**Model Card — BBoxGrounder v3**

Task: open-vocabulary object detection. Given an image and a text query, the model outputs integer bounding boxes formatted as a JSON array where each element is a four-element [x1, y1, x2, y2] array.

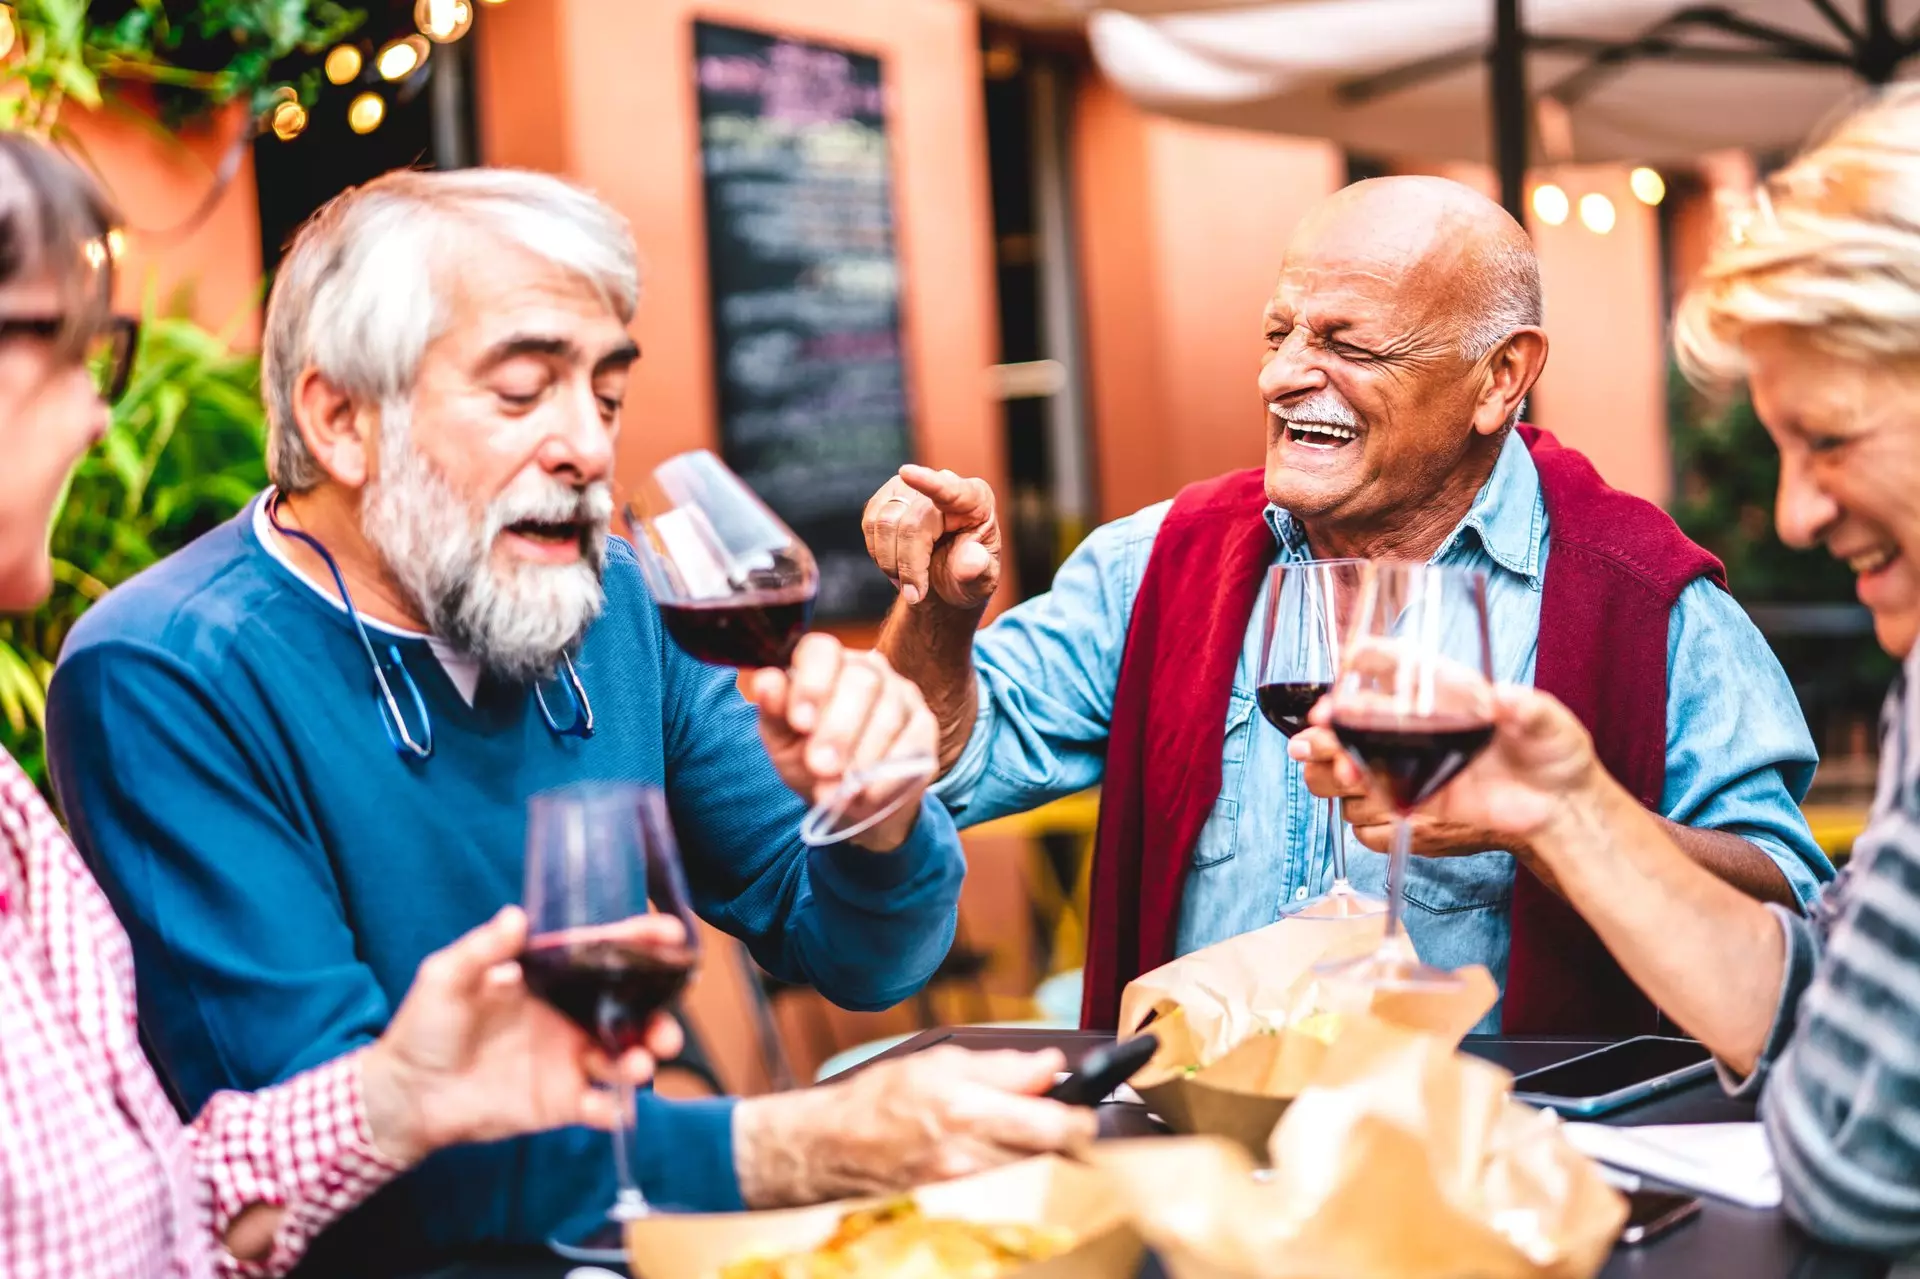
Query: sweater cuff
[[812, 794, 963, 903], [1717, 904, 1818, 1099], [632, 1093, 744, 1212]]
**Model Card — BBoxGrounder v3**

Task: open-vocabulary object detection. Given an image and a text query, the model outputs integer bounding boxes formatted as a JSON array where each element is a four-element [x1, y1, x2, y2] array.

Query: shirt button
[[1294, 886, 1309, 901]]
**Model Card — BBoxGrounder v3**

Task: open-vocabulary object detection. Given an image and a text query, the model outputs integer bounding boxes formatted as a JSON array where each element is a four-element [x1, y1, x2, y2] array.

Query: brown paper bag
[[1090, 1019, 1627, 1279], [1121, 917, 1498, 1157], [624, 1154, 1144, 1279]]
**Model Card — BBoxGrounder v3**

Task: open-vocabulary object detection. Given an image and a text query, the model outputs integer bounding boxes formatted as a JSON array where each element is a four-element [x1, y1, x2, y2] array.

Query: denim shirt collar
[[1263, 429, 1546, 588]]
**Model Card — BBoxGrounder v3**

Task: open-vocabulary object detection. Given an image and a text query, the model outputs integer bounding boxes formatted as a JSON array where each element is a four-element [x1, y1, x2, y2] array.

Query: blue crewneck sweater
[[45, 498, 964, 1275]]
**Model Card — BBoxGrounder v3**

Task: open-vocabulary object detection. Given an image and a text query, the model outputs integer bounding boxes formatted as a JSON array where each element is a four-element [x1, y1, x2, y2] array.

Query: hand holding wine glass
[[358, 905, 683, 1168], [629, 451, 937, 847], [518, 784, 703, 1239], [1316, 562, 1499, 993]]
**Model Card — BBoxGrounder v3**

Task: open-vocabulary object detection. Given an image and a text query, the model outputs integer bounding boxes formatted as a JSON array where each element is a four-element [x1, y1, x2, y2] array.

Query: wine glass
[[1316, 561, 1496, 992], [626, 451, 935, 845], [1255, 558, 1384, 920], [521, 783, 701, 1262]]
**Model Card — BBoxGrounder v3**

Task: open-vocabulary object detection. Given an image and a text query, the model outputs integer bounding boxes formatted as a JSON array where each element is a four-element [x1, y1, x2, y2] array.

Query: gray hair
[[1456, 235, 1544, 363], [262, 168, 641, 492]]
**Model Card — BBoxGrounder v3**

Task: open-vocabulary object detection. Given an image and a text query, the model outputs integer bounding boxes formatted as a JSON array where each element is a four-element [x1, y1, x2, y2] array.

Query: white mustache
[[486, 477, 614, 536], [1270, 392, 1361, 430]]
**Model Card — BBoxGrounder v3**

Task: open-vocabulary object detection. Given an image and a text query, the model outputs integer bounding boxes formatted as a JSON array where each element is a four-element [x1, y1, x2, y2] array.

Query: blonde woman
[[0, 135, 683, 1278], [1299, 90, 1920, 1253]]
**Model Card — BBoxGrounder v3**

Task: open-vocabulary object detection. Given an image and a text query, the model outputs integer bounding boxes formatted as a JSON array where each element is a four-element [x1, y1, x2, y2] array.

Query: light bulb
[[270, 100, 308, 142], [348, 91, 387, 135], [0, 6, 15, 60], [1579, 192, 1617, 234], [414, 0, 474, 43], [1629, 166, 1666, 206], [105, 228, 126, 260], [324, 45, 363, 85], [376, 36, 427, 81], [1531, 183, 1569, 227]]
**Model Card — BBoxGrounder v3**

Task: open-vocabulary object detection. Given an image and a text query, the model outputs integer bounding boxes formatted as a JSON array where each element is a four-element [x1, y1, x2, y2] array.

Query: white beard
[[360, 403, 612, 684]]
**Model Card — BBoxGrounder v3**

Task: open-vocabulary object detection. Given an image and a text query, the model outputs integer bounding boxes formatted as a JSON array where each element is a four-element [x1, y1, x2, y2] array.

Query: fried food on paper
[[718, 1198, 1072, 1279]]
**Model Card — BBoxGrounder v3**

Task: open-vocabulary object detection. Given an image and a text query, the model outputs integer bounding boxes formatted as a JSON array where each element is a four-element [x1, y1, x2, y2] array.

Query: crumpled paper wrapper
[[1118, 917, 1500, 1157], [1091, 1018, 1627, 1279]]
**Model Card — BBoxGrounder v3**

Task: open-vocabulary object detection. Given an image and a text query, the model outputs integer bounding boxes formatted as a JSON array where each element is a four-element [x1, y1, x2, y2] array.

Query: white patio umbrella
[[1088, 0, 1920, 212]]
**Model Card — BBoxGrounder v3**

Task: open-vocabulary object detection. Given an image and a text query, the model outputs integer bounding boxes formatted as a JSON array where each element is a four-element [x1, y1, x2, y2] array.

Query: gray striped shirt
[[1733, 643, 1920, 1255]]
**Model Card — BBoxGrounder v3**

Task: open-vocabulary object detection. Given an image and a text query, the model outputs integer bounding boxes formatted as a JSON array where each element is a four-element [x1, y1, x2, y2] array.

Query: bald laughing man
[[858, 175, 1833, 1035]]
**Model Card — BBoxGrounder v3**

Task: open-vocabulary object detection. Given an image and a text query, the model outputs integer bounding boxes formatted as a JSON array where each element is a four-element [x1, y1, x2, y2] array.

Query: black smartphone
[[1046, 1033, 1159, 1107], [1620, 1189, 1702, 1245], [1510, 1036, 1714, 1117]]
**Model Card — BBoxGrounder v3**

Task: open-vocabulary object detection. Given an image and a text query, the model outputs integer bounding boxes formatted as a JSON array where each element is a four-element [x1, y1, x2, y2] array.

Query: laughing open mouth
[[1282, 420, 1359, 448]]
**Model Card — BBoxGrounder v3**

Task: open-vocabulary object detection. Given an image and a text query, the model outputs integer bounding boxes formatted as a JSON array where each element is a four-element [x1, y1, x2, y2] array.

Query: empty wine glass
[[625, 451, 934, 846], [1316, 561, 1496, 994], [522, 784, 700, 1262], [1255, 558, 1384, 920]]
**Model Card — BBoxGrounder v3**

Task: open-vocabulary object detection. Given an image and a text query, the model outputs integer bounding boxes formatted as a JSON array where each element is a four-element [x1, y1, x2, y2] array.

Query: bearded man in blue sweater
[[44, 169, 1090, 1275]]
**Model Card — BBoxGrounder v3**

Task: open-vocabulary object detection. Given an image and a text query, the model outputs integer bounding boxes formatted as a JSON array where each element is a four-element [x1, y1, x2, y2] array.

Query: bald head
[[1256, 175, 1550, 560], [1294, 176, 1542, 361]]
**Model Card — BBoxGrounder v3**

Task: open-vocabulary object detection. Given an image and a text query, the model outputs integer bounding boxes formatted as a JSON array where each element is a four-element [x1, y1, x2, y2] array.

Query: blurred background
[[0, 0, 1896, 1094]]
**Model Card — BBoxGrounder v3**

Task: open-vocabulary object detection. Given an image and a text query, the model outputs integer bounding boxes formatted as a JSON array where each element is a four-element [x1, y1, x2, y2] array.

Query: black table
[[404, 1028, 1889, 1279]]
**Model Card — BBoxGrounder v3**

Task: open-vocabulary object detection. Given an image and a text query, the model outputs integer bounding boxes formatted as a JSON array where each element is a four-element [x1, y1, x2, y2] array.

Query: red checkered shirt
[[0, 751, 406, 1278]]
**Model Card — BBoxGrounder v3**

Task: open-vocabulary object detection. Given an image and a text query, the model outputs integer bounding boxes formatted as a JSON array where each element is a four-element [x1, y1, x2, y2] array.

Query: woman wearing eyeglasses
[[0, 135, 679, 1278], [1301, 89, 1920, 1253]]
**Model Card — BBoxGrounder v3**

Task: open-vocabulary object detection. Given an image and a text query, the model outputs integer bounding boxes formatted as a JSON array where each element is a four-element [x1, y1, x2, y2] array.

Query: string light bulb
[[1629, 166, 1667, 206], [1579, 192, 1617, 234], [347, 91, 387, 135], [414, 0, 473, 43], [0, 5, 19, 60], [270, 100, 308, 142], [1531, 183, 1570, 227], [376, 36, 428, 81], [324, 45, 363, 85], [106, 228, 126, 260]]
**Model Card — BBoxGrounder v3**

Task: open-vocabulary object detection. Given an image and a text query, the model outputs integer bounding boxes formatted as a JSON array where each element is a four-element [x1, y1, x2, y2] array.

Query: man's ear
[[1470, 327, 1549, 438], [290, 367, 378, 489]]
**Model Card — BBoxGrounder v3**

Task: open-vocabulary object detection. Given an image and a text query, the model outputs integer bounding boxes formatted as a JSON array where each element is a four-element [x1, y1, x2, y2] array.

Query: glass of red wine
[[627, 451, 935, 846], [1316, 561, 1496, 993], [1256, 558, 1385, 920], [519, 783, 700, 1255], [627, 449, 819, 669]]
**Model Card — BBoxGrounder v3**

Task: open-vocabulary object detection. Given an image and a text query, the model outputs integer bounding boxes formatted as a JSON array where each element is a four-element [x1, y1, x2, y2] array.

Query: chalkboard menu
[[693, 21, 914, 621]]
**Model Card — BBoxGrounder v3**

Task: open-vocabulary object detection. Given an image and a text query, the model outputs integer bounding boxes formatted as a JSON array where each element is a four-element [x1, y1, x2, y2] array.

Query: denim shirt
[[936, 431, 1833, 1030]]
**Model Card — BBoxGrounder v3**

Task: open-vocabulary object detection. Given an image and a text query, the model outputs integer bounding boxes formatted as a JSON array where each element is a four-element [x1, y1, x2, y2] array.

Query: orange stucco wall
[[65, 99, 264, 342], [473, 0, 1007, 541], [1073, 80, 1676, 519]]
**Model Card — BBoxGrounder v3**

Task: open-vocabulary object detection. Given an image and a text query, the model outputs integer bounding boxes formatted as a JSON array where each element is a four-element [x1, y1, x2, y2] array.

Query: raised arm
[[865, 464, 1003, 770]]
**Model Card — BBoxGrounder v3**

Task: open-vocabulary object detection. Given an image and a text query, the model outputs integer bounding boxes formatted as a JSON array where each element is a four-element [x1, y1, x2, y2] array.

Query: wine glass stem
[[609, 1079, 650, 1221], [1383, 815, 1412, 944], [1325, 796, 1348, 886]]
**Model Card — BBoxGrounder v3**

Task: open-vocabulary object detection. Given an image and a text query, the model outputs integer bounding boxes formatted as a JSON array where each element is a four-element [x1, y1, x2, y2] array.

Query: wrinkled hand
[[739, 632, 937, 851], [862, 465, 1001, 609], [360, 907, 684, 1166], [1293, 686, 1602, 857], [736, 1047, 1096, 1207]]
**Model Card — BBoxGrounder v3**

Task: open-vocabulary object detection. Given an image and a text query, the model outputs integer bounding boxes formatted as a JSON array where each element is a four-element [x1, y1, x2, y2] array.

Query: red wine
[[657, 592, 814, 668], [519, 936, 695, 1055], [1256, 681, 1331, 738], [1330, 715, 1495, 813]]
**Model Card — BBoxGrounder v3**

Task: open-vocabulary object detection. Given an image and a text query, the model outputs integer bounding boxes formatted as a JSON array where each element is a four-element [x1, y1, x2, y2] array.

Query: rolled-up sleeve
[[934, 502, 1168, 825], [1662, 578, 1833, 906]]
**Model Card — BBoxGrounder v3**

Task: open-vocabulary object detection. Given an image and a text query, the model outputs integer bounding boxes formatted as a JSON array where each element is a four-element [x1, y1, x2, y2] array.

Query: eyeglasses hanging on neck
[[264, 489, 593, 760]]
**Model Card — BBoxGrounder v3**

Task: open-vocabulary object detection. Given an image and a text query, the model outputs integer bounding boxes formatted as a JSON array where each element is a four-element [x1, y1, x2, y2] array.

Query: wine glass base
[[1281, 886, 1388, 920], [1314, 947, 1464, 993], [547, 1221, 630, 1265]]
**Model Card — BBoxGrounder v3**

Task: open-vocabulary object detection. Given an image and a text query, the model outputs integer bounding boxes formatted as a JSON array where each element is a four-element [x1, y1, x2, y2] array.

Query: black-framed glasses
[[0, 314, 140, 403]]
